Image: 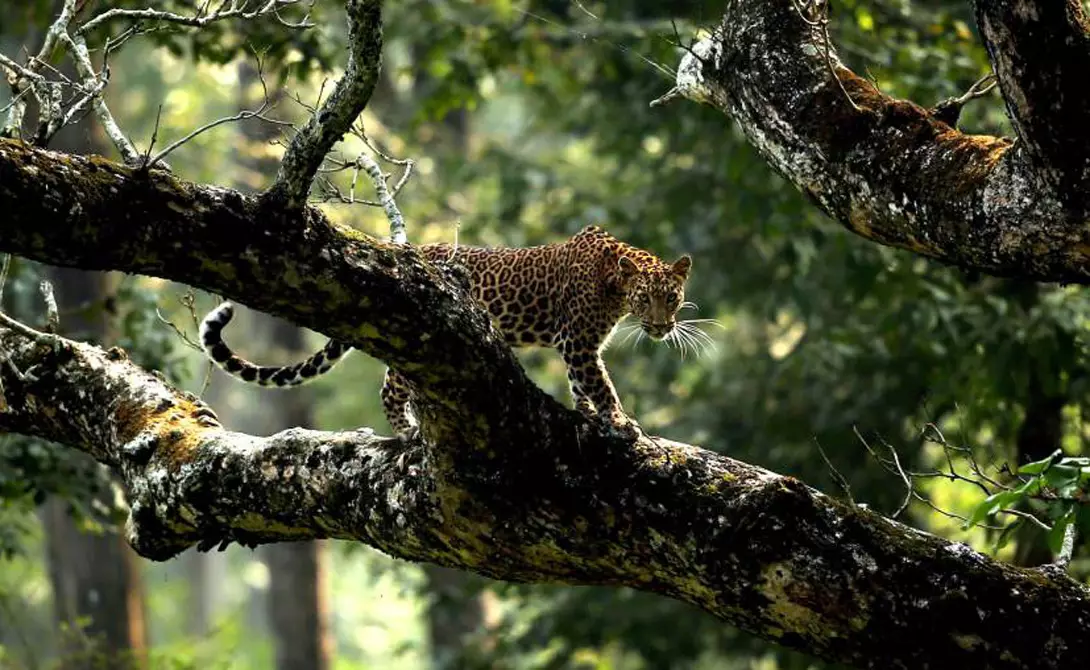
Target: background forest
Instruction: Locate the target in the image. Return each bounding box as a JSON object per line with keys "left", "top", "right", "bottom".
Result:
{"left": 2, "top": 0, "right": 1089, "bottom": 668}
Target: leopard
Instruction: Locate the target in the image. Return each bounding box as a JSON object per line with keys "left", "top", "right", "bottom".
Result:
{"left": 199, "top": 225, "right": 693, "bottom": 439}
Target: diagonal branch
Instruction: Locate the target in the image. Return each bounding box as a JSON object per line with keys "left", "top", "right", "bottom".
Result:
{"left": 661, "top": 0, "right": 1090, "bottom": 284}
{"left": 0, "top": 136, "right": 537, "bottom": 449}
{"left": 974, "top": 0, "right": 1090, "bottom": 200}
{"left": 3, "top": 277, "right": 1090, "bottom": 668}
{"left": 268, "top": 0, "right": 384, "bottom": 208}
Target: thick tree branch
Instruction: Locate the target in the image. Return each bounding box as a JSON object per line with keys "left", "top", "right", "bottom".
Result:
{"left": 0, "top": 137, "right": 547, "bottom": 450}
{"left": 975, "top": 0, "right": 1090, "bottom": 200}
{"left": 664, "top": 0, "right": 1090, "bottom": 283}
{"left": 268, "top": 0, "right": 383, "bottom": 208}
{"left": 3, "top": 303, "right": 1090, "bottom": 669}
{"left": 3, "top": 137, "right": 1090, "bottom": 668}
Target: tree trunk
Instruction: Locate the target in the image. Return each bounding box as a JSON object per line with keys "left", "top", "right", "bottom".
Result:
{"left": 424, "top": 566, "right": 489, "bottom": 670}
{"left": 263, "top": 320, "right": 333, "bottom": 670}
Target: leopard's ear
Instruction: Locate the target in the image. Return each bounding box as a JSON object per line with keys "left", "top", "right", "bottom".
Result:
{"left": 618, "top": 256, "right": 640, "bottom": 280}
{"left": 670, "top": 255, "right": 692, "bottom": 280}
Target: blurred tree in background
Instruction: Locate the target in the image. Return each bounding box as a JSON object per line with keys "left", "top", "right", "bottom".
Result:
{"left": 2, "top": 0, "right": 1089, "bottom": 668}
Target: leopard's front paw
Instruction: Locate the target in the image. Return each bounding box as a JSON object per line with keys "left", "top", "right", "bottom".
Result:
{"left": 575, "top": 397, "right": 598, "bottom": 418}
{"left": 603, "top": 413, "right": 641, "bottom": 440}
{"left": 396, "top": 425, "right": 421, "bottom": 443}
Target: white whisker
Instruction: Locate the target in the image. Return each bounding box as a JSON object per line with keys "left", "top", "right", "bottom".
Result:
{"left": 678, "top": 318, "right": 726, "bottom": 329}
{"left": 619, "top": 327, "right": 642, "bottom": 348}
{"left": 674, "top": 321, "right": 718, "bottom": 357}
{"left": 680, "top": 331, "right": 695, "bottom": 360}
{"left": 678, "top": 323, "right": 716, "bottom": 345}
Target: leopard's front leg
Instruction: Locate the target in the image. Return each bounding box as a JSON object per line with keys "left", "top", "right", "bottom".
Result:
{"left": 381, "top": 368, "right": 419, "bottom": 440}
{"left": 559, "top": 333, "right": 640, "bottom": 439}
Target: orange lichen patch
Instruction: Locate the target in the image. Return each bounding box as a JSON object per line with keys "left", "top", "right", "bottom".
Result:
{"left": 1069, "top": 241, "right": 1090, "bottom": 267}
{"left": 847, "top": 205, "right": 876, "bottom": 238}
{"left": 114, "top": 393, "right": 221, "bottom": 470}
{"left": 830, "top": 66, "right": 1013, "bottom": 186}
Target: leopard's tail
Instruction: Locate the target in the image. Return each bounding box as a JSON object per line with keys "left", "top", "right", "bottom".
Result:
{"left": 199, "top": 302, "right": 352, "bottom": 387}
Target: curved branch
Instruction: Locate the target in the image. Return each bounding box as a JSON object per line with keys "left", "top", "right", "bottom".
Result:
{"left": 3, "top": 309, "right": 1090, "bottom": 668}
{"left": 268, "top": 0, "right": 384, "bottom": 208}
{"left": 0, "top": 136, "right": 544, "bottom": 448}
{"left": 975, "top": 0, "right": 1090, "bottom": 200}
{"left": 665, "top": 0, "right": 1090, "bottom": 283}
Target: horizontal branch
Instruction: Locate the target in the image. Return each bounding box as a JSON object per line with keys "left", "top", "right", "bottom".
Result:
{"left": 664, "top": 0, "right": 1090, "bottom": 283}
{"left": 2, "top": 310, "right": 1089, "bottom": 668}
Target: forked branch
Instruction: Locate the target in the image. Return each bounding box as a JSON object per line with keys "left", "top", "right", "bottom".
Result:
{"left": 267, "top": 0, "right": 384, "bottom": 208}
{"left": 662, "top": 0, "right": 1090, "bottom": 284}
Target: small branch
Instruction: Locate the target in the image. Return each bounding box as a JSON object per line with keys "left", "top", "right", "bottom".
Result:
{"left": 887, "top": 441, "right": 912, "bottom": 519}
{"left": 76, "top": 0, "right": 314, "bottom": 36}
{"left": 356, "top": 152, "right": 405, "bottom": 243}
{"left": 813, "top": 437, "right": 854, "bottom": 505}
{"left": 61, "top": 33, "right": 141, "bottom": 164}
{"left": 999, "top": 508, "right": 1051, "bottom": 533}
{"left": 2, "top": 0, "right": 79, "bottom": 137}
{"left": 267, "top": 0, "right": 384, "bottom": 208}
{"left": 930, "top": 73, "right": 997, "bottom": 127}
{"left": 146, "top": 58, "right": 290, "bottom": 169}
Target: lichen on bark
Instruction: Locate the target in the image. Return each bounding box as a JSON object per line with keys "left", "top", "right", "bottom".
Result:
{"left": 666, "top": 0, "right": 1090, "bottom": 284}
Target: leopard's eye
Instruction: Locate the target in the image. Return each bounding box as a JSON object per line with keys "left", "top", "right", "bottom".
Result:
{"left": 666, "top": 291, "right": 679, "bottom": 306}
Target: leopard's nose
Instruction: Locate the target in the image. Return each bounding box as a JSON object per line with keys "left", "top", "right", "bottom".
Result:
{"left": 644, "top": 322, "right": 674, "bottom": 340}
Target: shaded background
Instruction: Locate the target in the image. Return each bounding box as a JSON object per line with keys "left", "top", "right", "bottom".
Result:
{"left": 2, "top": 0, "right": 1089, "bottom": 668}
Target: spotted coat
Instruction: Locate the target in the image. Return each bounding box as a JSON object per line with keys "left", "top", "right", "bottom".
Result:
{"left": 199, "top": 226, "right": 692, "bottom": 439}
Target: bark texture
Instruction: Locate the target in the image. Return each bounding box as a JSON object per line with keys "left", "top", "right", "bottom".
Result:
{"left": 666, "top": 0, "right": 1090, "bottom": 283}
{"left": 2, "top": 139, "right": 1090, "bottom": 668}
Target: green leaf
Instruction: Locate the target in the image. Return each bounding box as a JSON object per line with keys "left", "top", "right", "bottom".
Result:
{"left": 1016, "top": 451, "right": 1061, "bottom": 475}
{"left": 1047, "top": 506, "right": 1076, "bottom": 556}
{"left": 1043, "top": 465, "right": 1082, "bottom": 497}
{"left": 964, "top": 477, "right": 1046, "bottom": 529}
{"left": 965, "top": 490, "right": 1023, "bottom": 528}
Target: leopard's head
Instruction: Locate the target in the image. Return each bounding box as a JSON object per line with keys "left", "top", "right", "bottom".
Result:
{"left": 618, "top": 255, "right": 693, "bottom": 341}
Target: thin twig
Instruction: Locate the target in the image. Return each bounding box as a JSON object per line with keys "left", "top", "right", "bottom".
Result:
{"left": 61, "top": 32, "right": 141, "bottom": 163}
{"left": 154, "top": 308, "right": 203, "bottom": 352}
{"left": 0, "top": 309, "right": 56, "bottom": 344}
{"left": 998, "top": 508, "right": 1051, "bottom": 533}
{"left": 0, "top": 255, "right": 11, "bottom": 306}
{"left": 813, "top": 437, "right": 854, "bottom": 505}
{"left": 887, "top": 442, "right": 913, "bottom": 519}
{"left": 76, "top": 0, "right": 313, "bottom": 36}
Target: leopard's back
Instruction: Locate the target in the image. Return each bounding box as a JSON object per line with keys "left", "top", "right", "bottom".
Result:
{"left": 418, "top": 226, "right": 627, "bottom": 348}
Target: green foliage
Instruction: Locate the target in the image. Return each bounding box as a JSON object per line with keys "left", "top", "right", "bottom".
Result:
{"left": 966, "top": 451, "right": 1090, "bottom": 561}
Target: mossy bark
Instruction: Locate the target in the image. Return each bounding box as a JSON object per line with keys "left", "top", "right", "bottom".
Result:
{"left": 1, "top": 327, "right": 1089, "bottom": 668}
{"left": 669, "top": 0, "right": 1090, "bottom": 283}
